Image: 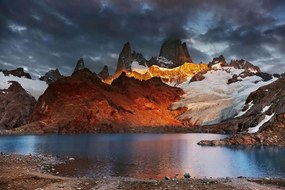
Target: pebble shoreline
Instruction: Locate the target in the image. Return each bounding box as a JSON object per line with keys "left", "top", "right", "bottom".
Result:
{"left": 0, "top": 153, "right": 284, "bottom": 190}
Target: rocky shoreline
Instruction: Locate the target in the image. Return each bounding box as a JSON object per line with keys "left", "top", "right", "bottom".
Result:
{"left": 0, "top": 154, "right": 284, "bottom": 190}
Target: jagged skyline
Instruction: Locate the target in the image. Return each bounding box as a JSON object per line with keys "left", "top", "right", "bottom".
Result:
{"left": 1, "top": 0, "right": 285, "bottom": 77}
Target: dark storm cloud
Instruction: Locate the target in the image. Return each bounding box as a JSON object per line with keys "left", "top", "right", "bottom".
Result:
{"left": 0, "top": 0, "right": 284, "bottom": 77}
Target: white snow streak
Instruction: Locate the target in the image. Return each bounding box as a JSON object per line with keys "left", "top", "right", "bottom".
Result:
{"left": 248, "top": 113, "right": 275, "bottom": 133}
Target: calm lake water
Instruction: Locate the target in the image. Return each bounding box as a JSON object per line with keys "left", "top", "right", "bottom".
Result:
{"left": 0, "top": 134, "right": 285, "bottom": 179}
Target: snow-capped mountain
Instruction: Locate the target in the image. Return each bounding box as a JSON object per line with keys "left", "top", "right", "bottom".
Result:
{"left": 0, "top": 72, "right": 47, "bottom": 100}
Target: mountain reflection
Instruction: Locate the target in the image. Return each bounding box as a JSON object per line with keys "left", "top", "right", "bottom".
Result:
{"left": 0, "top": 134, "right": 285, "bottom": 179}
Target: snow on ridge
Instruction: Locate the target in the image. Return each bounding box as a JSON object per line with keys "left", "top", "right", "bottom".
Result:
{"left": 0, "top": 72, "right": 47, "bottom": 100}
{"left": 248, "top": 113, "right": 275, "bottom": 133}
{"left": 211, "top": 62, "right": 223, "bottom": 70}
{"left": 172, "top": 68, "right": 277, "bottom": 125}
{"left": 262, "top": 104, "right": 271, "bottom": 113}
{"left": 235, "top": 101, "right": 254, "bottom": 117}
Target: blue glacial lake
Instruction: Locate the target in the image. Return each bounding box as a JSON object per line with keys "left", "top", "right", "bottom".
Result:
{"left": 0, "top": 134, "right": 285, "bottom": 179}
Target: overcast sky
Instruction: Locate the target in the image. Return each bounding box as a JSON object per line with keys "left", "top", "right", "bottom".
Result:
{"left": 1, "top": 0, "right": 285, "bottom": 77}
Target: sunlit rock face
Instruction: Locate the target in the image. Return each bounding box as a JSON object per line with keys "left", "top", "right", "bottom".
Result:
{"left": 104, "top": 62, "right": 208, "bottom": 86}
{"left": 131, "top": 62, "right": 208, "bottom": 85}
{"left": 25, "top": 68, "right": 185, "bottom": 133}
{"left": 0, "top": 81, "right": 36, "bottom": 129}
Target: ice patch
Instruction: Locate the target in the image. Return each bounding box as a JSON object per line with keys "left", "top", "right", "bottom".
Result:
{"left": 235, "top": 101, "right": 254, "bottom": 117}
{"left": 248, "top": 113, "right": 275, "bottom": 133}
{"left": 262, "top": 105, "right": 271, "bottom": 113}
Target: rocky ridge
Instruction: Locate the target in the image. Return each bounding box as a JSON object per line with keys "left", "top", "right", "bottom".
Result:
{"left": 116, "top": 39, "right": 193, "bottom": 73}
{"left": 0, "top": 68, "right": 31, "bottom": 79}
{"left": 39, "top": 69, "right": 63, "bottom": 84}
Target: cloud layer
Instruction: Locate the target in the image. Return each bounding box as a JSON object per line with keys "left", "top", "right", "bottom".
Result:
{"left": 0, "top": 0, "right": 284, "bottom": 77}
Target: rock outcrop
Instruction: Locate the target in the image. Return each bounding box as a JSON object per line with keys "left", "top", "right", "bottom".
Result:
{"left": 73, "top": 58, "right": 85, "bottom": 73}
{"left": 159, "top": 39, "right": 192, "bottom": 67}
{"left": 116, "top": 42, "right": 148, "bottom": 72}
{"left": 116, "top": 40, "right": 193, "bottom": 73}
{"left": 229, "top": 59, "right": 261, "bottom": 73}
{"left": 97, "top": 65, "right": 110, "bottom": 80}
{"left": 0, "top": 81, "right": 36, "bottom": 129}
{"left": 208, "top": 55, "right": 227, "bottom": 69}
{"left": 147, "top": 39, "right": 192, "bottom": 68}
{"left": 23, "top": 68, "right": 185, "bottom": 133}
{"left": 116, "top": 42, "right": 132, "bottom": 72}
{"left": 0, "top": 68, "right": 31, "bottom": 79}
{"left": 39, "top": 69, "right": 63, "bottom": 84}
{"left": 198, "top": 76, "right": 285, "bottom": 146}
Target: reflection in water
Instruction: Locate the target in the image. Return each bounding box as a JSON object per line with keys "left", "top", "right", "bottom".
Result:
{"left": 0, "top": 134, "right": 285, "bottom": 179}
{"left": 0, "top": 136, "right": 36, "bottom": 154}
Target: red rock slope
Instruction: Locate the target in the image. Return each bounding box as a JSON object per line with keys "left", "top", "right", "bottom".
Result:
{"left": 24, "top": 68, "right": 185, "bottom": 133}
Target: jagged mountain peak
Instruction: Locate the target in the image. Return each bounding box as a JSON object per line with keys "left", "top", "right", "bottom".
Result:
{"left": 73, "top": 57, "right": 85, "bottom": 73}
{"left": 116, "top": 42, "right": 148, "bottom": 72}
{"left": 229, "top": 59, "right": 261, "bottom": 73}
{"left": 159, "top": 39, "right": 192, "bottom": 67}
{"left": 39, "top": 68, "right": 63, "bottom": 84}
{"left": 98, "top": 65, "right": 110, "bottom": 80}
{"left": 208, "top": 55, "right": 227, "bottom": 69}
